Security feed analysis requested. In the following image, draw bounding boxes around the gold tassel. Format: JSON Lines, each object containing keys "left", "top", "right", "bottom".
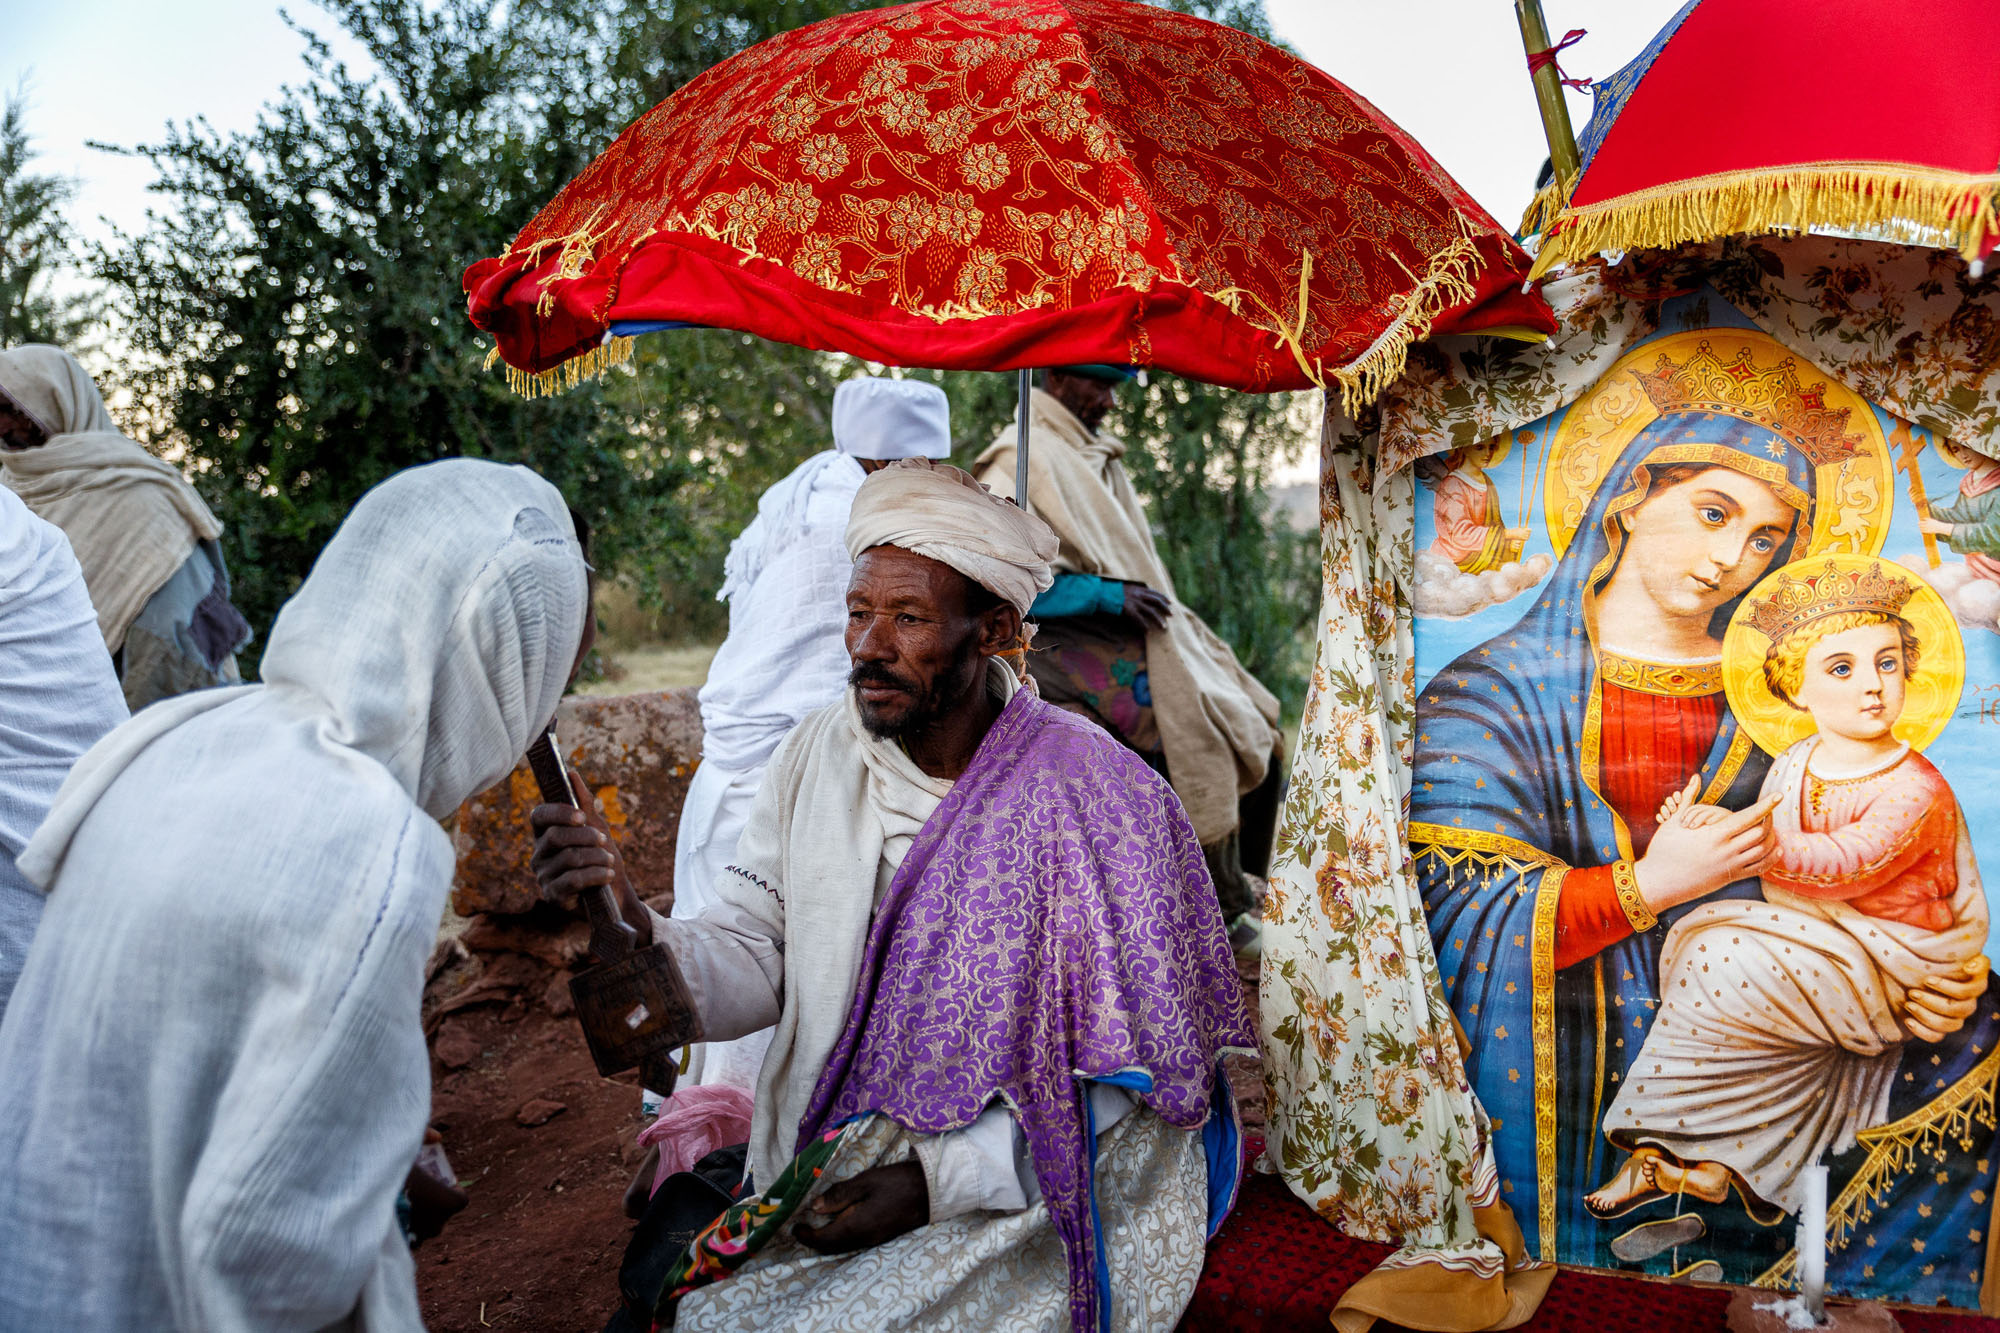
{"left": 532, "top": 207, "right": 614, "bottom": 318}
{"left": 1517, "top": 172, "right": 1574, "bottom": 240}
{"left": 1326, "top": 222, "right": 1485, "bottom": 416}
{"left": 1529, "top": 162, "right": 2000, "bottom": 279}
{"left": 498, "top": 335, "right": 636, "bottom": 401}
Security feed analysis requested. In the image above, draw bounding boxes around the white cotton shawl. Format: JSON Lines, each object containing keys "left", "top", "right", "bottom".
{"left": 0, "top": 487, "right": 125, "bottom": 1022}
{"left": 0, "top": 458, "right": 585, "bottom": 1333}
{"left": 0, "top": 345, "right": 225, "bottom": 653}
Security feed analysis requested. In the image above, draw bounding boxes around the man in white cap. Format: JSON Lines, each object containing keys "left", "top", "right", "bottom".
{"left": 533, "top": 460, "right": 1251, "bottom": 1333}
{"left": 669, "top": 375, "right": 951, "bottom": 1098}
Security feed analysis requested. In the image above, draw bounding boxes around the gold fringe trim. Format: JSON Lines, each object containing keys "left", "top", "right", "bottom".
{"left": 1529, "top": 163, "right": 2000, "bottom": 279}
{"left": 1327, "top": 223, "right": 1484, "bottom": 416}
{"left": 1753, "top": 1040, "right": 2000, "bottom": 1291}
{"left": 529, "top": 208, "right": 615, "bottom": 318}
{"left": 502, "top": 335, "right": 636, "bottom": 401}
{"left": 1211, "top": 220, "right": 1487, "bottom": 415}
{"left": 1213, "top": 249, "right": 1328, "bottom": 393}
{"left": 1517, "top": 172, "right": 1574, "bottom": 241}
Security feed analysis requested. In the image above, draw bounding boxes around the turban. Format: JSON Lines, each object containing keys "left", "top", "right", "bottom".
{"left": 845, "top": 459, "right": 1057, "bottom": 617}
{"left": 832, "top": 377, "right": 952, "bottom": 460}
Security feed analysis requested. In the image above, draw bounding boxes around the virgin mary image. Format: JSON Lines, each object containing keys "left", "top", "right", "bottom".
{"left": 1413, "top": 338, "right": 2000, "bottom": 1303}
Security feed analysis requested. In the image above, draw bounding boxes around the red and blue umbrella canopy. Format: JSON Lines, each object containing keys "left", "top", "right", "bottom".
{"left": 1531, "top": 0, "right": 2000, "bottom": 277}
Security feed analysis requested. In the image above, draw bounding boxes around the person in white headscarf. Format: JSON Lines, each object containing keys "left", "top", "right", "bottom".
{"left": 0, "top": 345, "right": 251, "bottom": 712}
{"left": 669, "top": 376, "right": 950, "bottom": 1098}
{"left": 0, "top": 486, "right": 126, "bottom": 1023}
{"left": 0, "top": 458, "right": 589, "bottom": 1333}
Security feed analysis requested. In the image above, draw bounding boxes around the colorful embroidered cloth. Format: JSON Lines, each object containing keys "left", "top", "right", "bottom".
{"left": 653, "top": 1122, "right": 856, "bottom": 1319}
{"left": 792, "top": 687, "right": 1254, "bottom": 1333}
{"left": 463, "top": 0, "right": 1552, "bottom": 406}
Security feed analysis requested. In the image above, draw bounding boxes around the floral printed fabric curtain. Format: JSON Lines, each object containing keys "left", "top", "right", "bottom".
{"left": 1262, "top": 237, "right": 2000, "bottom": 1331}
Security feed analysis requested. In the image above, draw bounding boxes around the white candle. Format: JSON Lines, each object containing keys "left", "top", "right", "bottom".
{"left": 1798, "top": 1164, "right": 1829, "bottom": 1322}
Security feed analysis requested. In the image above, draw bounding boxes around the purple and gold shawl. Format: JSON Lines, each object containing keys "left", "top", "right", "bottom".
{"left": 798, "top": 688, "right": 1254, "bottom": 1332}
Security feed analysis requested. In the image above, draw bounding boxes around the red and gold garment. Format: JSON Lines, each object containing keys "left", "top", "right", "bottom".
{"left": 1554, "top": 653, "right": 1723, "bottom": 970}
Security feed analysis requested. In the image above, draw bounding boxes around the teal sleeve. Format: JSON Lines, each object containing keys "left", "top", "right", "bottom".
{"left": 1032, "top": 572, "right": 1126, "bottom": 619}
{"left": 1934, "top": 492, "right": 2000, "bottom": 559}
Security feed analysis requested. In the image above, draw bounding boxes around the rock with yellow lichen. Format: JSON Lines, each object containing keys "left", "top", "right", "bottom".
{"left": 450, "top": 687, "right": 704, "bottom": 919}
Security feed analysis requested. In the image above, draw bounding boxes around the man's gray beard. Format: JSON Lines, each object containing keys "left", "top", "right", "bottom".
{"left": 851, "top": 647, "right": 981, "bottom": 742}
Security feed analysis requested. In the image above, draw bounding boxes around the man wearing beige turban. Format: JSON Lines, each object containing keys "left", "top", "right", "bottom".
{"left": 0, "top": 345, "right": 250, "bottom": 710}
{"left": 531, "top": 460, "right": 1252, "bottom": 1333}
{"left": 975, "top": 368, "right": 1282, "bottom": 954}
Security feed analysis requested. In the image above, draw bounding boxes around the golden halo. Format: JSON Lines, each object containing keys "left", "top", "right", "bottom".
{"left": 1456, "top": 432, "right": 1512, "bottom": 473}
{"left": 1935, "top": 437, "right": 1987, "bottom": 470}
{"left": 1543, "top": 329, "right": 1892, "bottom": 561}
{"left": 1721, "top": 553, "right": 1964, "bottom": 758}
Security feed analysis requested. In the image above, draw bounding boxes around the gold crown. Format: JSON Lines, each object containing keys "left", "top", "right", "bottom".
{"left": 1744, "top": 561, "right": 1916, "bottom": 642}
{"left": 1630, "top": 341, "right": 1865, "bottom": 469}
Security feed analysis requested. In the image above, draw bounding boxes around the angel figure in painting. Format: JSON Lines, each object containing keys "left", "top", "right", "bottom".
{"left": 1587, "top": 560, "right": 1987, "bottom": 1222}
{"left": 1416, "top": 441, "right": 1527, "bottom": 575}
{"left": 1918, "top": 440, "right": 2000, "bottom": 586}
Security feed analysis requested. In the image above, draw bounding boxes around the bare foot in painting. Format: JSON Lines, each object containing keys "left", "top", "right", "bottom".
{"left": 1585, "top": 1148, "right": 1666, "bottom": 1218}
{"left": 1645, "top": 1155, "right": 1732, "bottom": 1205}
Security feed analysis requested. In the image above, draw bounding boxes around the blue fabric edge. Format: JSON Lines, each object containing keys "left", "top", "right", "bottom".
{"left": 1575, "top": 0, "right": 1704, "bottom": 176}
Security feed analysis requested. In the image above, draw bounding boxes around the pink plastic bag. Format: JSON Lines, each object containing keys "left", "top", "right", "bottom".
{"left": 637, "top": 1084, "right": 756, "bottom": 1195}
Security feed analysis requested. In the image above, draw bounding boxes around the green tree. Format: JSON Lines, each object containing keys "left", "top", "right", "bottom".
{"left": 0, "top": 88, "right": 94, "bottom": 347}
{"left": 97, "top": 1, "right": 662, "bottom": 663}
{"left": 97, "top": 0, "right": 1314, "bottom": 705}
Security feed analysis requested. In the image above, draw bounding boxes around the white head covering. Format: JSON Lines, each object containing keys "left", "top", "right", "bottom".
{"left": 22, "top": 456, "right": 587, "bottom": 887}
{"left": 0, "top": 345, "right": 225, "bottom": 653}
{"left": 832, "top": 377, "right": 951, "bottom": 461}
{"left": 844, "top": 459, "right": 1057, "bottom": 616}
{"left": 0, "top": 459, "right": 587, "bottom": 1333}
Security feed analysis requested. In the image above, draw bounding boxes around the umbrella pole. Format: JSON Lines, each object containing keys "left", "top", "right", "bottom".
{"left": 1514, "top": 0, "right": 1581, "bottom": 186}
{"left": 1015, "top": 367, "right": 1033, "bottom": 517}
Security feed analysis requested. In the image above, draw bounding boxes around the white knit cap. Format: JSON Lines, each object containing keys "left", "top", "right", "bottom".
{"left": 832, "top": 377, "right": 952, "bottom": 461}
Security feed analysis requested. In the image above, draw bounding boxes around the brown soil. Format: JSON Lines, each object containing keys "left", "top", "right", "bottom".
{"left": 417, "top": 1002, "right": 644, "bottom": 1333}
{"left": 415, "top": 943, "right": 1266, "bottom": 1333}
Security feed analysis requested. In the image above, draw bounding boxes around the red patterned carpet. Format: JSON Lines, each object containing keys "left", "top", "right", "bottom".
{"left": 1182, "top": 1170, "right": 2000, "bottom": 1333}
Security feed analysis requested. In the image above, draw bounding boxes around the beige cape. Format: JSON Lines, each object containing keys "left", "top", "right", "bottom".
{"left": 974, "top": 389, "right": 1279, "bottom": 846}
{"left": 0, "top": 346, "right": 223, "bottom": 654}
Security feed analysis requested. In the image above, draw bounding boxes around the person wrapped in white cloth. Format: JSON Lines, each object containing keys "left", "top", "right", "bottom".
{"left": 669, "top": 376, "right": 951, "bottom": 1098}
{"left": 0, "top": 486, "right": 126, "bottom": 1023}
{"left": 0, "top": 459, "right": 591, "bottom": 1332}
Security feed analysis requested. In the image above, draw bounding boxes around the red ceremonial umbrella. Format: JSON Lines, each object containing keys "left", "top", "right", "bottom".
{"left": 1529, "top": 0, "right": 2000, "bottom": 279}
{"left": 464, "top": 0, "right": 1553, "bottom": 411}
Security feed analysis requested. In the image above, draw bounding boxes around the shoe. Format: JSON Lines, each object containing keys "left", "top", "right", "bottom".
{"left": 1611, "top": 1212, "right": 1706, "bottom": 1263}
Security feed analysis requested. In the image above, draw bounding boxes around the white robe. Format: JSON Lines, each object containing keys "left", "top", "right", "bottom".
{"left": 672, "top": 449, "right": 863, "bottom": 1091}
{"left": 1603, "top": 738, "right": 1989, "bottom": 1214}
{"left": 0, "top": 487, "right": 126, "bottom": 1021}
{"left": 0, "top": 459, "right": 586, "bottom": 1332}
{"left": 658, "top": 663, "right": 1205, "bottom": 1331}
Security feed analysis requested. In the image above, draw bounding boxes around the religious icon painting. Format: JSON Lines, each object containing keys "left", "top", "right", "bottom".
{"left": 1412, "top": 293, "right": 2000, "bottom": 1309}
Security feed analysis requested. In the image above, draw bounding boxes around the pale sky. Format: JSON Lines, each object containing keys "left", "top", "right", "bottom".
{"left": 9, "top": 0, "right": 1687, "bottom": 247}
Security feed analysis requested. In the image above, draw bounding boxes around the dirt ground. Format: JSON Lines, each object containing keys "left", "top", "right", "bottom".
{"left": 416, "top": 953, "right": 1265, "bottom": 1332}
